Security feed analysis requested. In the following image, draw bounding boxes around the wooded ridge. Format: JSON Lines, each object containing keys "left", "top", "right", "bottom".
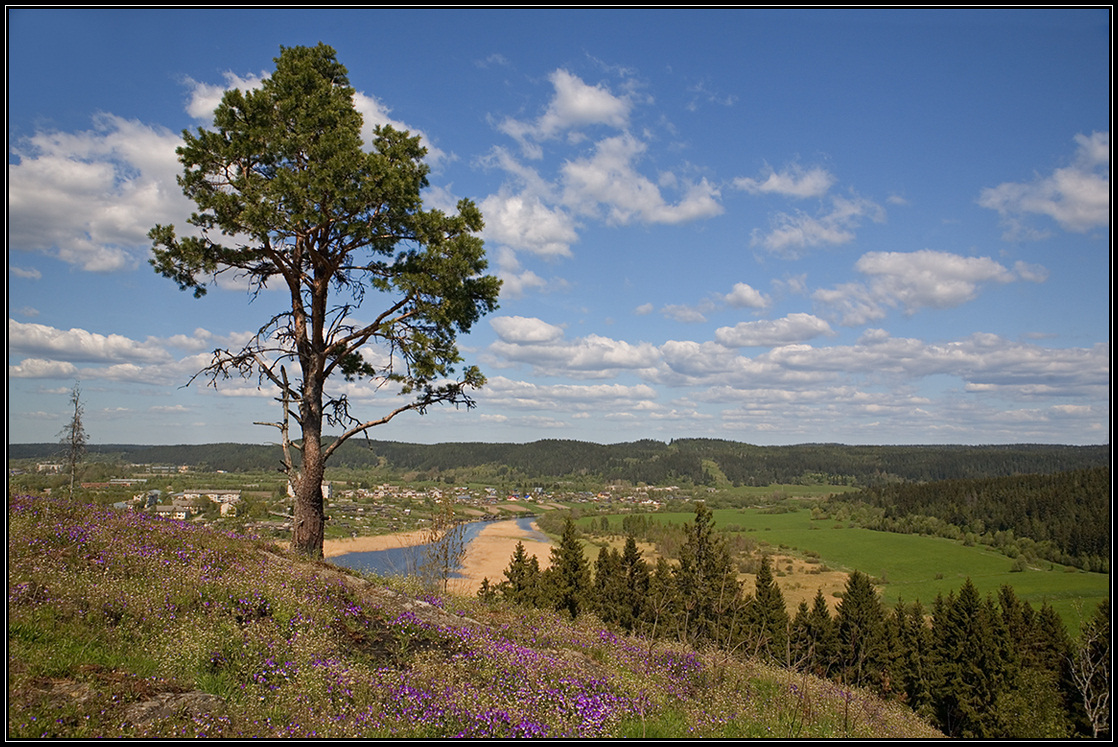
{"left": 10, "top": 439, "right": 1109, "bottom": 486}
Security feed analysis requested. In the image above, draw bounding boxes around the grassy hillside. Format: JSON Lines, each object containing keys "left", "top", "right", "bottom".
{"left": 7, "top": 493, "right": 941, "bottom": 739}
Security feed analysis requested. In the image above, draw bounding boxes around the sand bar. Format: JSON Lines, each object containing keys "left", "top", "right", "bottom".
{"left": 448, "top": 518, "right": 554, "bottom": 596}
{"left": 322, "top": 530, "right": 430, "bottom": 558}
{"left": 322, "top": 520, "right": 554, "bottom": 596}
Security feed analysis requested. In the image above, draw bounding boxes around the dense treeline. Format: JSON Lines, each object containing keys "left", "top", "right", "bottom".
{"left": 833, "top": 467, "right": 1110, "bottom": 572}
{"left": 483, "top": 505, "right": 1111, "bottom": 739}
{"left": 10, "top": 440, "right": 1109, "bottom": 486}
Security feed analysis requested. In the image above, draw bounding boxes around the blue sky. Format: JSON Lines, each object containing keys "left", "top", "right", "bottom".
{"left": 7, "top": 8, "right": 1110, "bottom": 447}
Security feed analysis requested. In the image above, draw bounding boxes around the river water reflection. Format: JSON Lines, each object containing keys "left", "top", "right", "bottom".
{"left": 328, "top": 516, "right": 547, "bottom": 578}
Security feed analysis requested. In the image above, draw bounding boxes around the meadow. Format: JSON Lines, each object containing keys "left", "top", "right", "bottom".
{"left": 7, "top": 493, "right": 942, "bottom": 739}
{"left": 581, "top": 506, "right": 1108, "bottom": 636}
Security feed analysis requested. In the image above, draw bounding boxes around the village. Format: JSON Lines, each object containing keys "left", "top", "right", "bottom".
{"left": 13, "top": 458, "right": 683, "bottom": 542}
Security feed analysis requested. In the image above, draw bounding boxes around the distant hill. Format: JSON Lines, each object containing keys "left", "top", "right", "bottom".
{"left": 8, "top": 439, "right": 1109, "bottom": 486}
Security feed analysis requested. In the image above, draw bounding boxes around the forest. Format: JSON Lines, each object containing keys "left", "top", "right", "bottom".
{"left": 484, "top": 506, "right": 1110, "bottom": 739}
{"left": 831, "top": 467, "right": 1110, "bottom": 572}
{"left": 9, "top": 439, "right": 1109, "bottom": 486}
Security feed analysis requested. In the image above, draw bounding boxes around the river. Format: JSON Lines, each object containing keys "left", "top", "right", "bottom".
{"left": 328, "top": 516, "right": 548, "bottom": 579}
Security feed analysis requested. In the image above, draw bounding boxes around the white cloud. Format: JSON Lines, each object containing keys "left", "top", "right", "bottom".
{"left": 814, "top": 249, "right": 1048, "bottom": 325}
{"left": 734, "top": 164, "right": 836, "bottom": 199}
{"left": 480, "top": 190, "right": 578, "bottom": 258}
{"left": 7, "top": 114, "right": 191, "bottom": 272}
{"left": 8, "top": 320, "right": 173, "bottom": 364}
{"left": 498, "top": 69, "right": 632, "bottom": 157}
{"left": 10, "top": 266, "right": 42, "bottom": 280}
{"left": 979, "top": 131, "right": 1110, "bottom": 238}
{"left": 8, "top": 358, "right": 79, "bottom": 379}
{"left": 490, "top": 316, "right": 565, "bottom": 344}
{"left": 751, "top": 193, "right": 885, "bottom": 256}
{"left": 184, "top": 72, "right": 266, "bottom": 120}
{"left": 488, "top": 325, "right": 660, "bottom": 377}
{"left": 661, "top": 304, "right": 710, "bottom": 324}
{"left": 481, "top": 375, "right": 657, "bottom": 412}
{"left": 724, "top": 282, "right": 770, "bottom": 309}
{"left": 560, "top": 133, "right": 723, "bottom": 225}
{"left": 714, "top": 313, "right": 834, "bottom": 348}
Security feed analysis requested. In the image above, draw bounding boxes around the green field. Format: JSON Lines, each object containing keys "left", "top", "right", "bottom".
{"left": 590, "top": 506, "right": 1108, "bottom": 636}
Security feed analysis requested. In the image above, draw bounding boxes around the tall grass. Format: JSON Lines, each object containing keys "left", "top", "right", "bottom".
{"left": 7, "top": 494, "right": 941, "bottom": 739}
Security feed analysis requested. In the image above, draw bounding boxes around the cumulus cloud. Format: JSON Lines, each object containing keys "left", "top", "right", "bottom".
{"left": 490, "top": 315, "right": 565, "bottom": 344}
{"left": 979, "top": 131, "right": 1110, "bottom": 238}
{"left": 7, "top": 114, "right": 191, "bottom": 271}
{"left": 8, "top": 320, "right": 173, "bottom": 364}
{"left": 8, "top": 358, "right": 79, "bottom": 379}
{"left": 184, "top": 71, "right": 266, "bottom": 120}
{"left": 481, "top": 375, "right": 657, "bottom": 412}
{"left": 488, "top": 319, "right": 660, "bottom": 377}
{"left": 714, "top": 313, "right": 834, "bottom": 348}
{"left": 498, "top": 69, "right": 632, "bottom": 157}
{"left": 751, "top": 193, "right": 885, "bottom": 256}
{"left": 480, "top": 190, "right": 578, "bottom": 259}
{"left": 560, "top": 133, "right": 723, "bottom": 225}
{"left": 733, "top": 164, "right": 836, "bottom": 199}
{"left": 813, "top": 249, "right": 1048, "bottom": 326}
{"left": 724, "top": 282, "right": 770, "bottom": 309}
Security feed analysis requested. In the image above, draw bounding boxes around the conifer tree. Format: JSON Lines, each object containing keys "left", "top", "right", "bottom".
{"left": 499, "top": 540, "right": 542, "bottom": 607}
{"left": 889, "top": 599, "right": 933, "bottom": 717}
{"left": 930, "top": 579, "right": 1014, "bottom": 738}
{"left": 673, "top": 502, "right": 743, "bottom": 646}
{"left": 746, "top": 554, "right": 789, "bottom": 664}
{"left": 592, "top": 546, "right": 625, "bottom": 625}
{"left": 642, "top": 556, "right": 679, "bottom": 642}
{"left": 545, "top": 518, "right": 591, "bottom": 618}
{"left": 149, "top": 44, "right": 500, "bottom": 558}
{"left": 619, "top": 535, "right": 650, "bottom": 632}
{"left": 58, "top": 382, "right": 88, "bottom": 500}
{"left": 835, "top": 570, "right": 887, "bottom": 691}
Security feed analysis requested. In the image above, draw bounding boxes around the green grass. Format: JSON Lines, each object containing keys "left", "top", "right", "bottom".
{"left": 591, "top": 506, "right": 1108, "bottom": 634}
{"left": 8, "top": 493, "right": 942, "bottom": 739}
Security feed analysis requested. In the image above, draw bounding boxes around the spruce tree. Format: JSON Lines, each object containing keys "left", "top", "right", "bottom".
{"left": 499, "top": 540, "right": 542, "bottom": 607}
{"left": 747, "top": 555, "right": 789, "bottom": 664}
{"left": 592, "top": 546, "right": 625, "bottom": 625}
{"left": 546, "top": 518, "right": 591, "bottom": 618}
{"left": 835, "top": 570, "right": 887, "bottom": 691}
{"left": 642, "top": 556, "right": 679, "bottom": 641}
{"left": 673, "top": 502, "right": 742, "bottom": 647}
{"left": 619, "top": 536, "right": 650, "bottom": 631}
{"left": 930, "top": 579, "right": 1015, "bottom": 738}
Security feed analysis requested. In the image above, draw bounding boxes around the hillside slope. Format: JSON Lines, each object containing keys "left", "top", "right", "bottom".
{"left": 7, "top": 494, "right": 941, "bottom": 739}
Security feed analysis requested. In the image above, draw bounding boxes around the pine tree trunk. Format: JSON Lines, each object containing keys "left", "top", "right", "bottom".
{"left": 291, "top": 371, "right": 326, "bottom": 558}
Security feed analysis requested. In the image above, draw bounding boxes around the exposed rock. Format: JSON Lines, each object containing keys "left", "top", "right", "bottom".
{"left": 122, "top": 691, "right": 226, "bottom": 726}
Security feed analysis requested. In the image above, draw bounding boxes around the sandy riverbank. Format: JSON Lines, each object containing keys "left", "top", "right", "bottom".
{"left": 321, "top": 530, "right": 431, "bottom": 558}
{"left": 322, "top": 519, "right": 555, "bottom": 597}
